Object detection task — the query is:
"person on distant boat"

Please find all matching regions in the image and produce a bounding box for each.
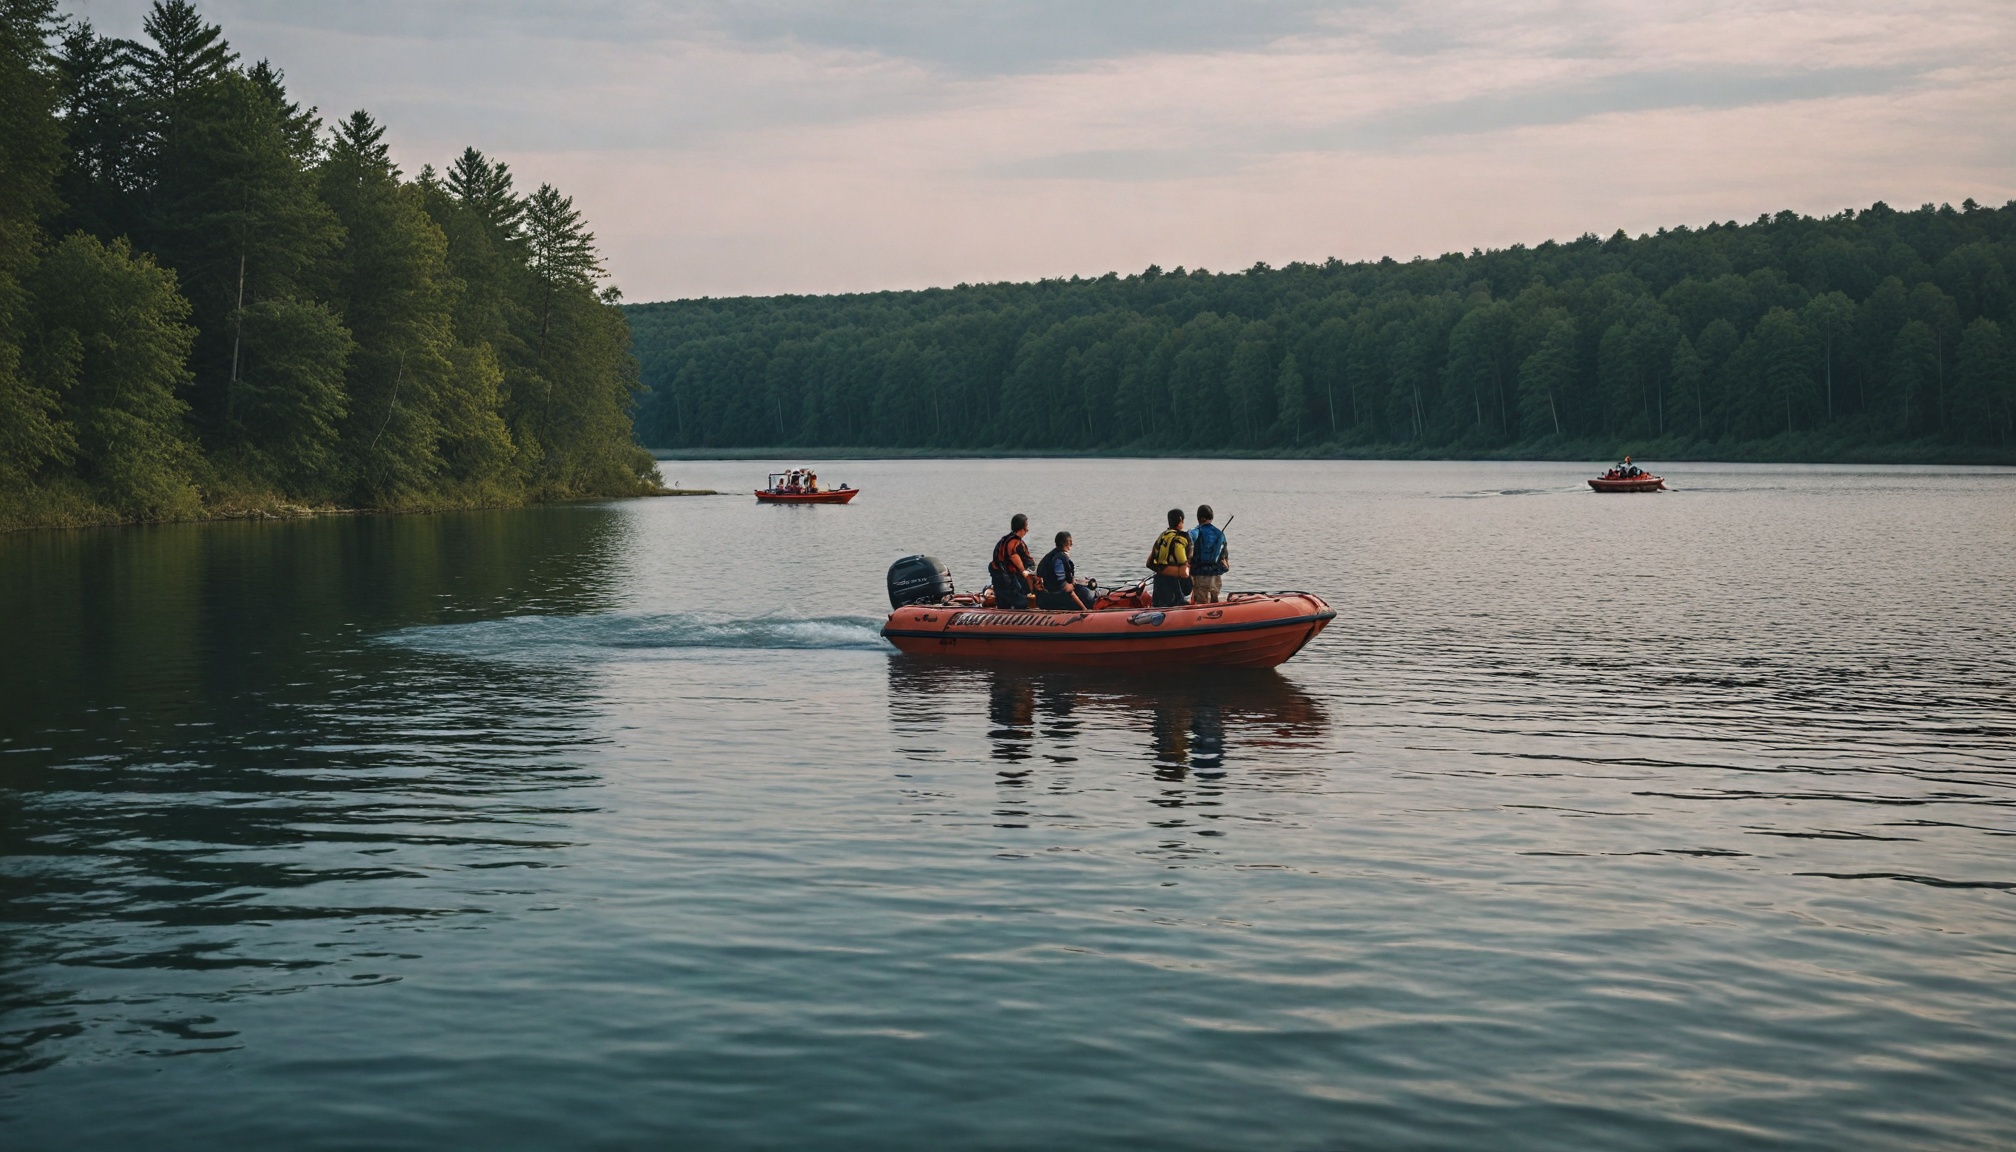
[1615,455,1641,478]
[990,513,1034,610]
[1146,508,1192,608]
[806,471,819,492]
[1035,531,1096,611]
[1189,505,1229,604]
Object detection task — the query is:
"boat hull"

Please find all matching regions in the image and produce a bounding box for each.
[882,592,1334,669]
[1588,476,1665,492]
[755,488,860,504]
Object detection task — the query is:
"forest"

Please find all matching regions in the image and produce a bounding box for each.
[0,0,656,530]
[631,203,2016,462]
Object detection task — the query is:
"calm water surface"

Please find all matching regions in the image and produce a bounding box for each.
[3,459,2014,1149]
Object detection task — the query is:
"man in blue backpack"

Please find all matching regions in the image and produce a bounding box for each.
[1189,505,1230,604]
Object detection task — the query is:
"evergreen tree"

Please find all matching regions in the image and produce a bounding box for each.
[627,199,2016,461]
[0,0,67,491]
[146,66,342,435]
[3,0,653,529]
[1754,308,1814,435]
[232,297,352,490]
[32,233,199,518]
[1226,323,1274,445]
[317,109,459,503]
[1670,336,1705,439]
[127,0,232,103]
[1273,352,1306,444]
[1517,319,1573,439]
[522,182,601,349]
[1802,291,1855,423]
[1888,320,1938,434]
[1951,319,2010,444]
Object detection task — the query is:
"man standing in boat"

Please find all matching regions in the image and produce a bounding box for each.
[990,513,1035,610]
[1146,509,1192,608]
[1189,505,1229,604]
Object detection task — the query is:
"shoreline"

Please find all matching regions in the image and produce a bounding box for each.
[652,444,2016,466]
[0,486,719,536]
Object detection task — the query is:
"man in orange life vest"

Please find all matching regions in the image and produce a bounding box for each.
[989,513,1034,609]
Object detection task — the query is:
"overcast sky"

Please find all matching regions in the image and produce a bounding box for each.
[67,0,2016,302]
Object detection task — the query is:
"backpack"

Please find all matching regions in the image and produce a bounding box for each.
[1191,523,1227,576]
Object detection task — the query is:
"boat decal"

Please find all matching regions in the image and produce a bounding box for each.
[1128,611,1165,626]
[948,611,1087,628]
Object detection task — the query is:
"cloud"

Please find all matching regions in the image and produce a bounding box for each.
[58,0,2016,299]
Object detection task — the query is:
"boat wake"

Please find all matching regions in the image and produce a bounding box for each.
[383,612,889,662]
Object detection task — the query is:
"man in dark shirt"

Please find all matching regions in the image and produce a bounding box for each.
[1035,531,1095,610]
[988,513,1034,609]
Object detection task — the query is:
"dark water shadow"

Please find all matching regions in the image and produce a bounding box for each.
[0,508,629,1075]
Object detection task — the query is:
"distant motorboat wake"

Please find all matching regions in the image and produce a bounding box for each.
[384,612,889,662]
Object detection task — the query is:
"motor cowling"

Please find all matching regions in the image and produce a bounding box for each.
[888,554,954,608]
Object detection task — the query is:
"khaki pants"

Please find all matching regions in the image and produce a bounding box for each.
[1191,573,1223,603]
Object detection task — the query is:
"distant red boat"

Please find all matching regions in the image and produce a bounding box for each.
[756,487,859,504]
[756,470,858,504]
[1588,473,1666,492]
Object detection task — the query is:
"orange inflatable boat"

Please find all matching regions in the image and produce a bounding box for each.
[880,575,1334,669]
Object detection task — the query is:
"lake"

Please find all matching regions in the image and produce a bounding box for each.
[3,458,2014,1149]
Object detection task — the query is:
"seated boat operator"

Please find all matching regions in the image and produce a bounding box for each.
[1035,531,1096,610]
[989,513,1034,609]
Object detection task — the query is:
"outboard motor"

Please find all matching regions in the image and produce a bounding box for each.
[888,554,954,608]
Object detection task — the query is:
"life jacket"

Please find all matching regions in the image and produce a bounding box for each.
[1190,523,1227,576]
[1036,547,1074,593]
[1146,528,1188,573]
[990,532,1031,583]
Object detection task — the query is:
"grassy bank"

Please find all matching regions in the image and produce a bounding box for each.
[0,472,683,534]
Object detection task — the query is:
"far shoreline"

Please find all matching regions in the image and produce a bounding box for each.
[651,443,2016,467]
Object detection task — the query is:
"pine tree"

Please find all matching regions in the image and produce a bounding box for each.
[318,109,459,504]
[1951,319,2009,444]
[0,0,70,494]
[522,182,601,350]
[1517,319,1573,439]
[32,234,199,518]
[1273,352,1305,445]
[128,0,234,104]
[145,66,342,437]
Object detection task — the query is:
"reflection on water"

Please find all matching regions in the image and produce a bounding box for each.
[889,660,1330,838]
[0,510,627,1076]
[4,461,2016,1151]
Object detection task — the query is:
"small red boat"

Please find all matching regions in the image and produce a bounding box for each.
[1588,473,1665,492]
[882,585,1334,669]
[756,469,858,504]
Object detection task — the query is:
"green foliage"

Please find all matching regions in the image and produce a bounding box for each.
[3,1,651,530]
[32,233,200,518]
[319,109,461,504]
[632,202,2016,459]
[1952,318,2013,443]
[0,0,67,489]
[230,296,351,488]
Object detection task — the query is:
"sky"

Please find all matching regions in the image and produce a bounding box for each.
[67,0,2016,302]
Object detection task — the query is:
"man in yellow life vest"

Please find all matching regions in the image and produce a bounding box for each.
[1145,507,1191,608]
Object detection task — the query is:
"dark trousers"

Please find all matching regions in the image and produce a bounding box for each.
[993,576,1029,610]
[1036,585,1094,611]
[1151,575,1191,608]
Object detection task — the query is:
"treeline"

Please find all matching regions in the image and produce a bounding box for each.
[631,202,2016,461]
[0,0,654,530]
